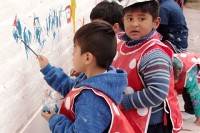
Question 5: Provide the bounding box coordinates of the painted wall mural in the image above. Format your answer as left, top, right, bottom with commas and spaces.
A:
11, 0, 80, 59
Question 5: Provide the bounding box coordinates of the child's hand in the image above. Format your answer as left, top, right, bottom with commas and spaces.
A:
37, 55, 49, 69
70, 68, 80, 77
41, 108, 56, 121
195, 117, 200, 126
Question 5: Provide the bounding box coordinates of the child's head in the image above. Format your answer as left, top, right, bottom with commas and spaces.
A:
90, 0, 124, 33
73, 21, 117, 72
122, 0, 160, 40
173, 57, 182, 83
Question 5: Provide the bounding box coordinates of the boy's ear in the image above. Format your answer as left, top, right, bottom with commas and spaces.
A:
113, 23, 120, 33
153, 17, 161, 30
84, 52, 94, 65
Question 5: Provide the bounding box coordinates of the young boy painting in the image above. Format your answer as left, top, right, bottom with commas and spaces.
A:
38, 21, 134, 132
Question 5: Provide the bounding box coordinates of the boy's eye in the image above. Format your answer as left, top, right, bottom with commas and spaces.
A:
139, 18, 145, 21
127, 18, 132, 21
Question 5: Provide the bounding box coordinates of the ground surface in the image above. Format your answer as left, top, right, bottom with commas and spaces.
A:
187, 0, 200, 10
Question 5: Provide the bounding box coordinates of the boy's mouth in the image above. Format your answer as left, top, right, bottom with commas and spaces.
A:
130, 30, 139, 34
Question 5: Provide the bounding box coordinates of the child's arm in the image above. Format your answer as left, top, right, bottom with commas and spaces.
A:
121, 49, 171, 110
38, 55, 77, 97
185, 66, 200, 126
43, 89, 112, 132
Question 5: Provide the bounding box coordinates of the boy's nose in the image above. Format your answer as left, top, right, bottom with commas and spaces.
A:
131, 21, 138, 27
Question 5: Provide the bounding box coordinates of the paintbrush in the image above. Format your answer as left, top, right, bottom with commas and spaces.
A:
20, 39, 38, 57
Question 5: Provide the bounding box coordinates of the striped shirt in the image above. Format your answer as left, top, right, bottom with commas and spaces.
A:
122, 49, 172, 125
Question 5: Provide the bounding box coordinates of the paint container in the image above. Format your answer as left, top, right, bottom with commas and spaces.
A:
42, 89, 60, 113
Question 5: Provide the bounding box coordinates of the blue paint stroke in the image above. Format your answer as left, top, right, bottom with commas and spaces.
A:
23, 27, 33, 59
58, 6, 63, 27
16, 19, 22, 38
12, 29, 19, 43
34, 15, 46, 48
28, 30, 32, 43
45, 9, 61, 40
12, 18, 22, 42
23, 27, 29, 59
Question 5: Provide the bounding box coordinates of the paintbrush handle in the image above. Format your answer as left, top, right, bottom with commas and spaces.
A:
21, 39, 38, 57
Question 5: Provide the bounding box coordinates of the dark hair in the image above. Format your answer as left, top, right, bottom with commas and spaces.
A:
123, 1, 159, 21
73, 21, 117, 69
90, 0, 124, 30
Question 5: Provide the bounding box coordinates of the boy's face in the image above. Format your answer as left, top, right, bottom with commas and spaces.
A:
123, 10, 160, 40
72, 41, 86, 73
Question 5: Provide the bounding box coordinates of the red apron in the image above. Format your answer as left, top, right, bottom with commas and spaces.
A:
60, 86, 135, 133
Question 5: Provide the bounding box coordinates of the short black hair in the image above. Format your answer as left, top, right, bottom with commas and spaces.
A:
74, 21, 117, 69
90, 0, 124, 30
123, 1, 159, 21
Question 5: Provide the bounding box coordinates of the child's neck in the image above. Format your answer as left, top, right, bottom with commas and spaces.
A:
122, 29, 155, 46
85, 66, 107, 78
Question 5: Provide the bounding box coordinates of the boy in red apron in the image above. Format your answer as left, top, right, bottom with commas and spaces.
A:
38, 21, 134, 132
112, 0, 182, 132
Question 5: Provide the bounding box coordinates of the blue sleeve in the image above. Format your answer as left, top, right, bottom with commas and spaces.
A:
159, 7, 170, 25
40, 64, 77, 97
48, 89, 112, 133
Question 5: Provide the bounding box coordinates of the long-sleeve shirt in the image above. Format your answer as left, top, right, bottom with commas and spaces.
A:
122, 49, 172, 125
